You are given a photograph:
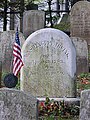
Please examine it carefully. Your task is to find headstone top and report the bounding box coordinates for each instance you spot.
[70,1,90,41]
[21,28,76,97]
[22,28,76,78]
[23,10,45,38]
[23,10,45,15]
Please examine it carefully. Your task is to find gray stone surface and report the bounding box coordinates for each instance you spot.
[71,37,89,75]
[0,88,38,120]
[23,10,45,38]
[70,1,90,45]
[80,89,90,120]
[0,31,25,84]
[0,32,2,87]
[21,28,76,98]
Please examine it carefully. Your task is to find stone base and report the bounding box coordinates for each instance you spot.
[37,97,80,106]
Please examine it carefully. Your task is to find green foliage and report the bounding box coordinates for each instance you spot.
[15,79,20,90]
[53,14,70,31]
[38,97,79,119]
[77,73,90,97]
[78,73,90,78]
[54,22,70,31]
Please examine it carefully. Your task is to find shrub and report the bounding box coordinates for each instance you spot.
[38,97,79,119]
[77,73,90,97]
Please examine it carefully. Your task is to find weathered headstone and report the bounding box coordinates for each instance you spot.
[21,28,76,98]
[71,37,89,75]
[80,90,90,120]
[0,31,25,85]
[23,10,45,38]
[0,32,2,87]
[0,88,38,120]
[70,1,90,45]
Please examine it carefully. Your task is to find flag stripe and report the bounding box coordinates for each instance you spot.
[13,48,22,59]
[13,28,23,76]
[13,58,23,76]
[15,62,23,76]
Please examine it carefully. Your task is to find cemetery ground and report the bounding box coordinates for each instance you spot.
[38,97,79,120]
[15,73,90,120]
[38,73,90,120]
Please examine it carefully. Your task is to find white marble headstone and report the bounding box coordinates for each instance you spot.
[21,28,76,97]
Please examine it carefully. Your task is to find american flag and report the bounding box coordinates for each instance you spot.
[13,28,23,76]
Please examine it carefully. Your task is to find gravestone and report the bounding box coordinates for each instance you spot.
[0,31,25,85]
[21,28,76,98]
[71,37,89,75]
[0,88,38,120]
[0,32,2,87]
[23,10,45,38]
[70,1,90,45]
[80,90,90,120]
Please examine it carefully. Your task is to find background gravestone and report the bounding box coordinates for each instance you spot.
[71,37,89,75]
[0,31,25,86]
[0,88,38,120]
[21,28,76,98]
[0,32,2,87]
[23,10,45,38]
[70,1,90,45]
[80,90,90,120]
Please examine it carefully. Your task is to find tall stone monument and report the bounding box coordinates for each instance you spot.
[70,1,90,45]
[23,10,45,38]
[21,28,76,98]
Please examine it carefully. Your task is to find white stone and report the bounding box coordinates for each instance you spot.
[21,28,76,97]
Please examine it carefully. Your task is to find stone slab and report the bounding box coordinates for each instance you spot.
[80,89,90,120]
[0,88,38,120]
[71,37,89,75]
[23,10,45,38]
[21,28,76,98]
[70,1,90,45]
[0,31,25,84]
